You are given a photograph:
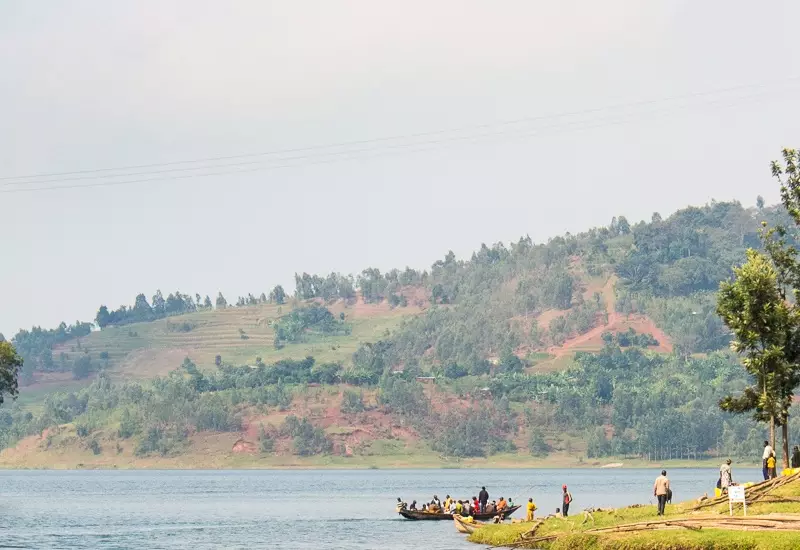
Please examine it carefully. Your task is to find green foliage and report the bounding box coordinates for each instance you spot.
[135,425,188,457]
[88,438,101,455]
[96,291,197,328]
[340,390,365,414]
[273,305,350,347]
[0,341,23,405]
[71,354,92,380]
[258,424,274,453]
[118,408,139,439]
[528,428,551,457]
[601,328,659,348]
[378,377,429,417]
[432,405,515,458]
[281,415,331,456]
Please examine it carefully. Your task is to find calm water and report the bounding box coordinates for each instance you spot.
[0,468,760,549]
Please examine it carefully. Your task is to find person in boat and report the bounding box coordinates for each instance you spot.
[409,500,417,510]
[719,459,733,494]
[478,487,489,513]
[562,485,573,517]
[497,497,507,512]
[472,496,480,514]
[432,495,441,509]
[428,501,440,513]
[422,503,429,512]
[443,495,452,511]
[792,446,800,468]
[507,498,514,509]
[454,500,462,515]
[485,501,497,515]
[526,498,537,521]
[396,497,407,511]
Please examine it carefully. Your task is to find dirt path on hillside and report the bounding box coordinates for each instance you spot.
[547,276,618,357]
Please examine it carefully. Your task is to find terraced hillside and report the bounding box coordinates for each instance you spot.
[39,298,425,385]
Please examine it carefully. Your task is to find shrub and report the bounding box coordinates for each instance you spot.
[117,408,139,439]
[88,439,102,455]
[528,429,551,457]
[340,390,365,414]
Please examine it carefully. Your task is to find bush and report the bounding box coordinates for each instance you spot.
[528,429,551,457]
[443,362,468,379]
[76,423,90,437]
[88,439,102,455]
[258,424,274,453]
[281,416,331,456]
[340,390,365,414]
[118,408,139,439]
[72,355,92,380]
[135,425,188,457]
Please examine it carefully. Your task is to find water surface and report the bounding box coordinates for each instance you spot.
[0,468,759,549]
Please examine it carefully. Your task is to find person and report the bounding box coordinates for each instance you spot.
[497,496,507,511]
[479,486,489,514]
[562,485,573,517]
[526,498,537,521]
[396,497,407,511]
[654,470,670,516]
[507,498,514,509]
[443,495,452,511]
[767,452,777,479]
[454,500,463,515]
[486,501,496,515]
[432,495,441,509]
[792,445,800,469]
[719,459,733,494]
[409,500,417,510]
[763,440,774,481]
[421,503,428,512]
[472,496,480,513]
[429,501,440,513]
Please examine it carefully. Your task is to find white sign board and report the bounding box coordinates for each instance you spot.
[728,485,746,516]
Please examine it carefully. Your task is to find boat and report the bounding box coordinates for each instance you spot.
[398,504,520,521]
[453,515,485,534]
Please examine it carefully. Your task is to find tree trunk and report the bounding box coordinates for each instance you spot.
[770,416,776,450]
[782,421,790,470]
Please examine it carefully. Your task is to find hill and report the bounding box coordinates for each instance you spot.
[3,198,800,468]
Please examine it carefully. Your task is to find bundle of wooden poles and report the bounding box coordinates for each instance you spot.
[691,471,800,511]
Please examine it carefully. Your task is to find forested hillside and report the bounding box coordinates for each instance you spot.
[2,198,798,468]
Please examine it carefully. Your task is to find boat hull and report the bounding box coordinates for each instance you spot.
[453,515,484,534]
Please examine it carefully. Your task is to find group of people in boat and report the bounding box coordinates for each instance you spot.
[397,491,515,517]
[397,484,574,523]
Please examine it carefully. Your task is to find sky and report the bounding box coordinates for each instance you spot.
[1,0,799,336]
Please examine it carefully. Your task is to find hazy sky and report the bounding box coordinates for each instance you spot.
[1,1,799,336]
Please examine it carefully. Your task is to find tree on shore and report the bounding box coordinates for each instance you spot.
[718,148,800,469]
[717,250,795,461]
[0,341,23,405]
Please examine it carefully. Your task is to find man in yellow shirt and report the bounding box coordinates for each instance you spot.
[444,495,452,511]
[526,498,537,521]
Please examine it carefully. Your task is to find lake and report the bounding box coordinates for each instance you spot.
[0,468,760,549]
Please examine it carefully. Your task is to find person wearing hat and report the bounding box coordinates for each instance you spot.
[561,485,573,517]
[719,459,733,494]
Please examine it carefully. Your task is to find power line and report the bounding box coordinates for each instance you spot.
[2,76,798,184]
[2,84,798,194]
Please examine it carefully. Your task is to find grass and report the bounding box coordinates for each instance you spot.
[468,476,800,549]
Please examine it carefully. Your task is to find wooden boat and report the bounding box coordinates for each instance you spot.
[453,515,485,534]
[398,504,520,521]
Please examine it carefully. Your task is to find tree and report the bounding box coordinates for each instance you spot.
[0,341,23,405]
[152,290,166,316]
[757,195,765,211]
[204,295,213,309]
[216,292,228,309]
[269,285,286,305]
[95,305,111,328]
[717,249,795,461]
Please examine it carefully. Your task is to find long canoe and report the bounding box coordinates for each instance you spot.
[398,504,520,521]
[453,515,485,534]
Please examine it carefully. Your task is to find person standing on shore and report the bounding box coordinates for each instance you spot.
[719,459,733,494]
[763,440,774,481]
[767,452,777,479]
[478,486,489,514]
[526,498,537,521]
[653,470,670,516]
[792,446,800,469]
[561,485,573,517]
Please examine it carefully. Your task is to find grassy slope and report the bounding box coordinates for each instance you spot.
[469,477,800,549]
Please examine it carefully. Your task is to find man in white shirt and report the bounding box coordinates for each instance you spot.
[763,440,774,481]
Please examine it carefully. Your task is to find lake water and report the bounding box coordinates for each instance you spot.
[0,468,760,549]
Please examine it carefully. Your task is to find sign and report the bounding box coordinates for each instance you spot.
[728,485,747,516]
